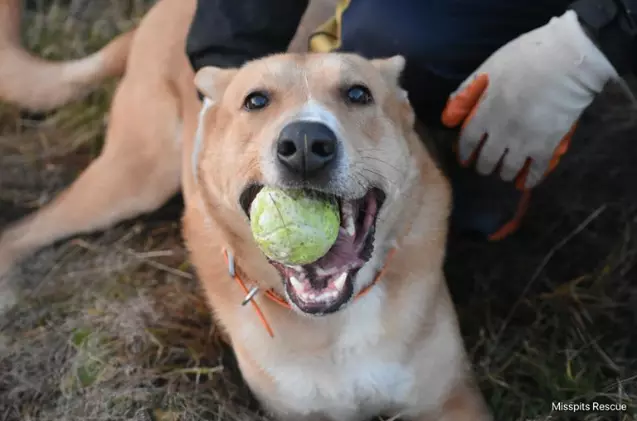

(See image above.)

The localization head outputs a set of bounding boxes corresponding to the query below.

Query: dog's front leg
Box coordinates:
[0,78,182,277]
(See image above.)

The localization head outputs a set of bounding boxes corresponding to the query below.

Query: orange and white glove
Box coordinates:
[442,10,619,189]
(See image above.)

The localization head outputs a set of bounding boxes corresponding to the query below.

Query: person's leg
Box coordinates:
[311,0,573,239]
[185,0,308,72]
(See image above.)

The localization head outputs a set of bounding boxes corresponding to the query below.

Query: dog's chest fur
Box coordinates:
[238,285,420,420]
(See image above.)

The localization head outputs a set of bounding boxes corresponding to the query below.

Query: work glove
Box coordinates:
[441,10,619,189]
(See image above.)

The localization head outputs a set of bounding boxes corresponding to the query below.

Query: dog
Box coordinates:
[0,0,492,419]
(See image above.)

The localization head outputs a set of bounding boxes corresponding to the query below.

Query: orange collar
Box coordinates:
[222,247,396,338]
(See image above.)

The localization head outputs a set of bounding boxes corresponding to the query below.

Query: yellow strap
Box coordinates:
[308,0,351,53]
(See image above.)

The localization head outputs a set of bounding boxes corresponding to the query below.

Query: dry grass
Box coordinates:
[1,2,637,421]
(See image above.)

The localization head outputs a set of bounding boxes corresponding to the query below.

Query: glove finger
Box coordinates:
[483,117,524,180]
[475,140,507,175]
[441,73,489,128]
[454,132,487,168]
[457,97,490,164]
[499,151,528,182]
[455,71,489,97]
[523,157,550,189]
[514,129,552,189]
[522,123,577,189]
[457,126,485,165]
[514,158,533,191]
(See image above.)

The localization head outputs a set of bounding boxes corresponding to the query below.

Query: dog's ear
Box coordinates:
[372,55,410,106]
[371,55,406,85]
[372,55,414,127]
[194,66,238,103]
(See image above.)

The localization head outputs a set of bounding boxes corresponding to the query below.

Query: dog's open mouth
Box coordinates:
[240,186,386,315]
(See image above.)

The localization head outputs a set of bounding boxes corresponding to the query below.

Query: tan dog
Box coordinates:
[0,0,492,420]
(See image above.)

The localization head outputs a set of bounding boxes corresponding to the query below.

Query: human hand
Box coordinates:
[441,10,618,189]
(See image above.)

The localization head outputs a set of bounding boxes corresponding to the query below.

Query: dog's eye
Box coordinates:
[243,91,270,111]
[344,84,373,105]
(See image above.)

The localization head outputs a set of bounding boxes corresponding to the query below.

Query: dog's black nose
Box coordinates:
[276,121,338,177]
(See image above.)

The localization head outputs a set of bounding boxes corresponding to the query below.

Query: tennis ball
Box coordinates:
[249,187,340,265]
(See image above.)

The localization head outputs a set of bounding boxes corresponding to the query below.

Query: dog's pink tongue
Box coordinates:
[313,227,361,271]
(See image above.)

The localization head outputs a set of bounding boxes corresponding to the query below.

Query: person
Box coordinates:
[185,0,637,241]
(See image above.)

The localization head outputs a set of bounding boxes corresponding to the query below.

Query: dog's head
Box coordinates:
[193,53,444,316]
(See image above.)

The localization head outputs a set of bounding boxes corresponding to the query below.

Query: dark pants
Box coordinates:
[186,0,574,238]
[335,0,572,126]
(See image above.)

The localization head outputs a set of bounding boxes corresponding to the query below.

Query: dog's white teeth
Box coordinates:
[289,276,304,292]
[341,201,356,237]
[333,272,347,291]
[345,219,355,237]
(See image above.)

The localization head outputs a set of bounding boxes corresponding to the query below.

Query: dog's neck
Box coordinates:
[222,245,398,337]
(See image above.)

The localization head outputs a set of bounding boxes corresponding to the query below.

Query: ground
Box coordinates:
[0,2,636,421]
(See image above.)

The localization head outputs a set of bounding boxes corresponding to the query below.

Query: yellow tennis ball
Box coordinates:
[249,187,340,265]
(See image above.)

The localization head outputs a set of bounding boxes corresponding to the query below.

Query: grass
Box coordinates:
[1,2,636,420]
